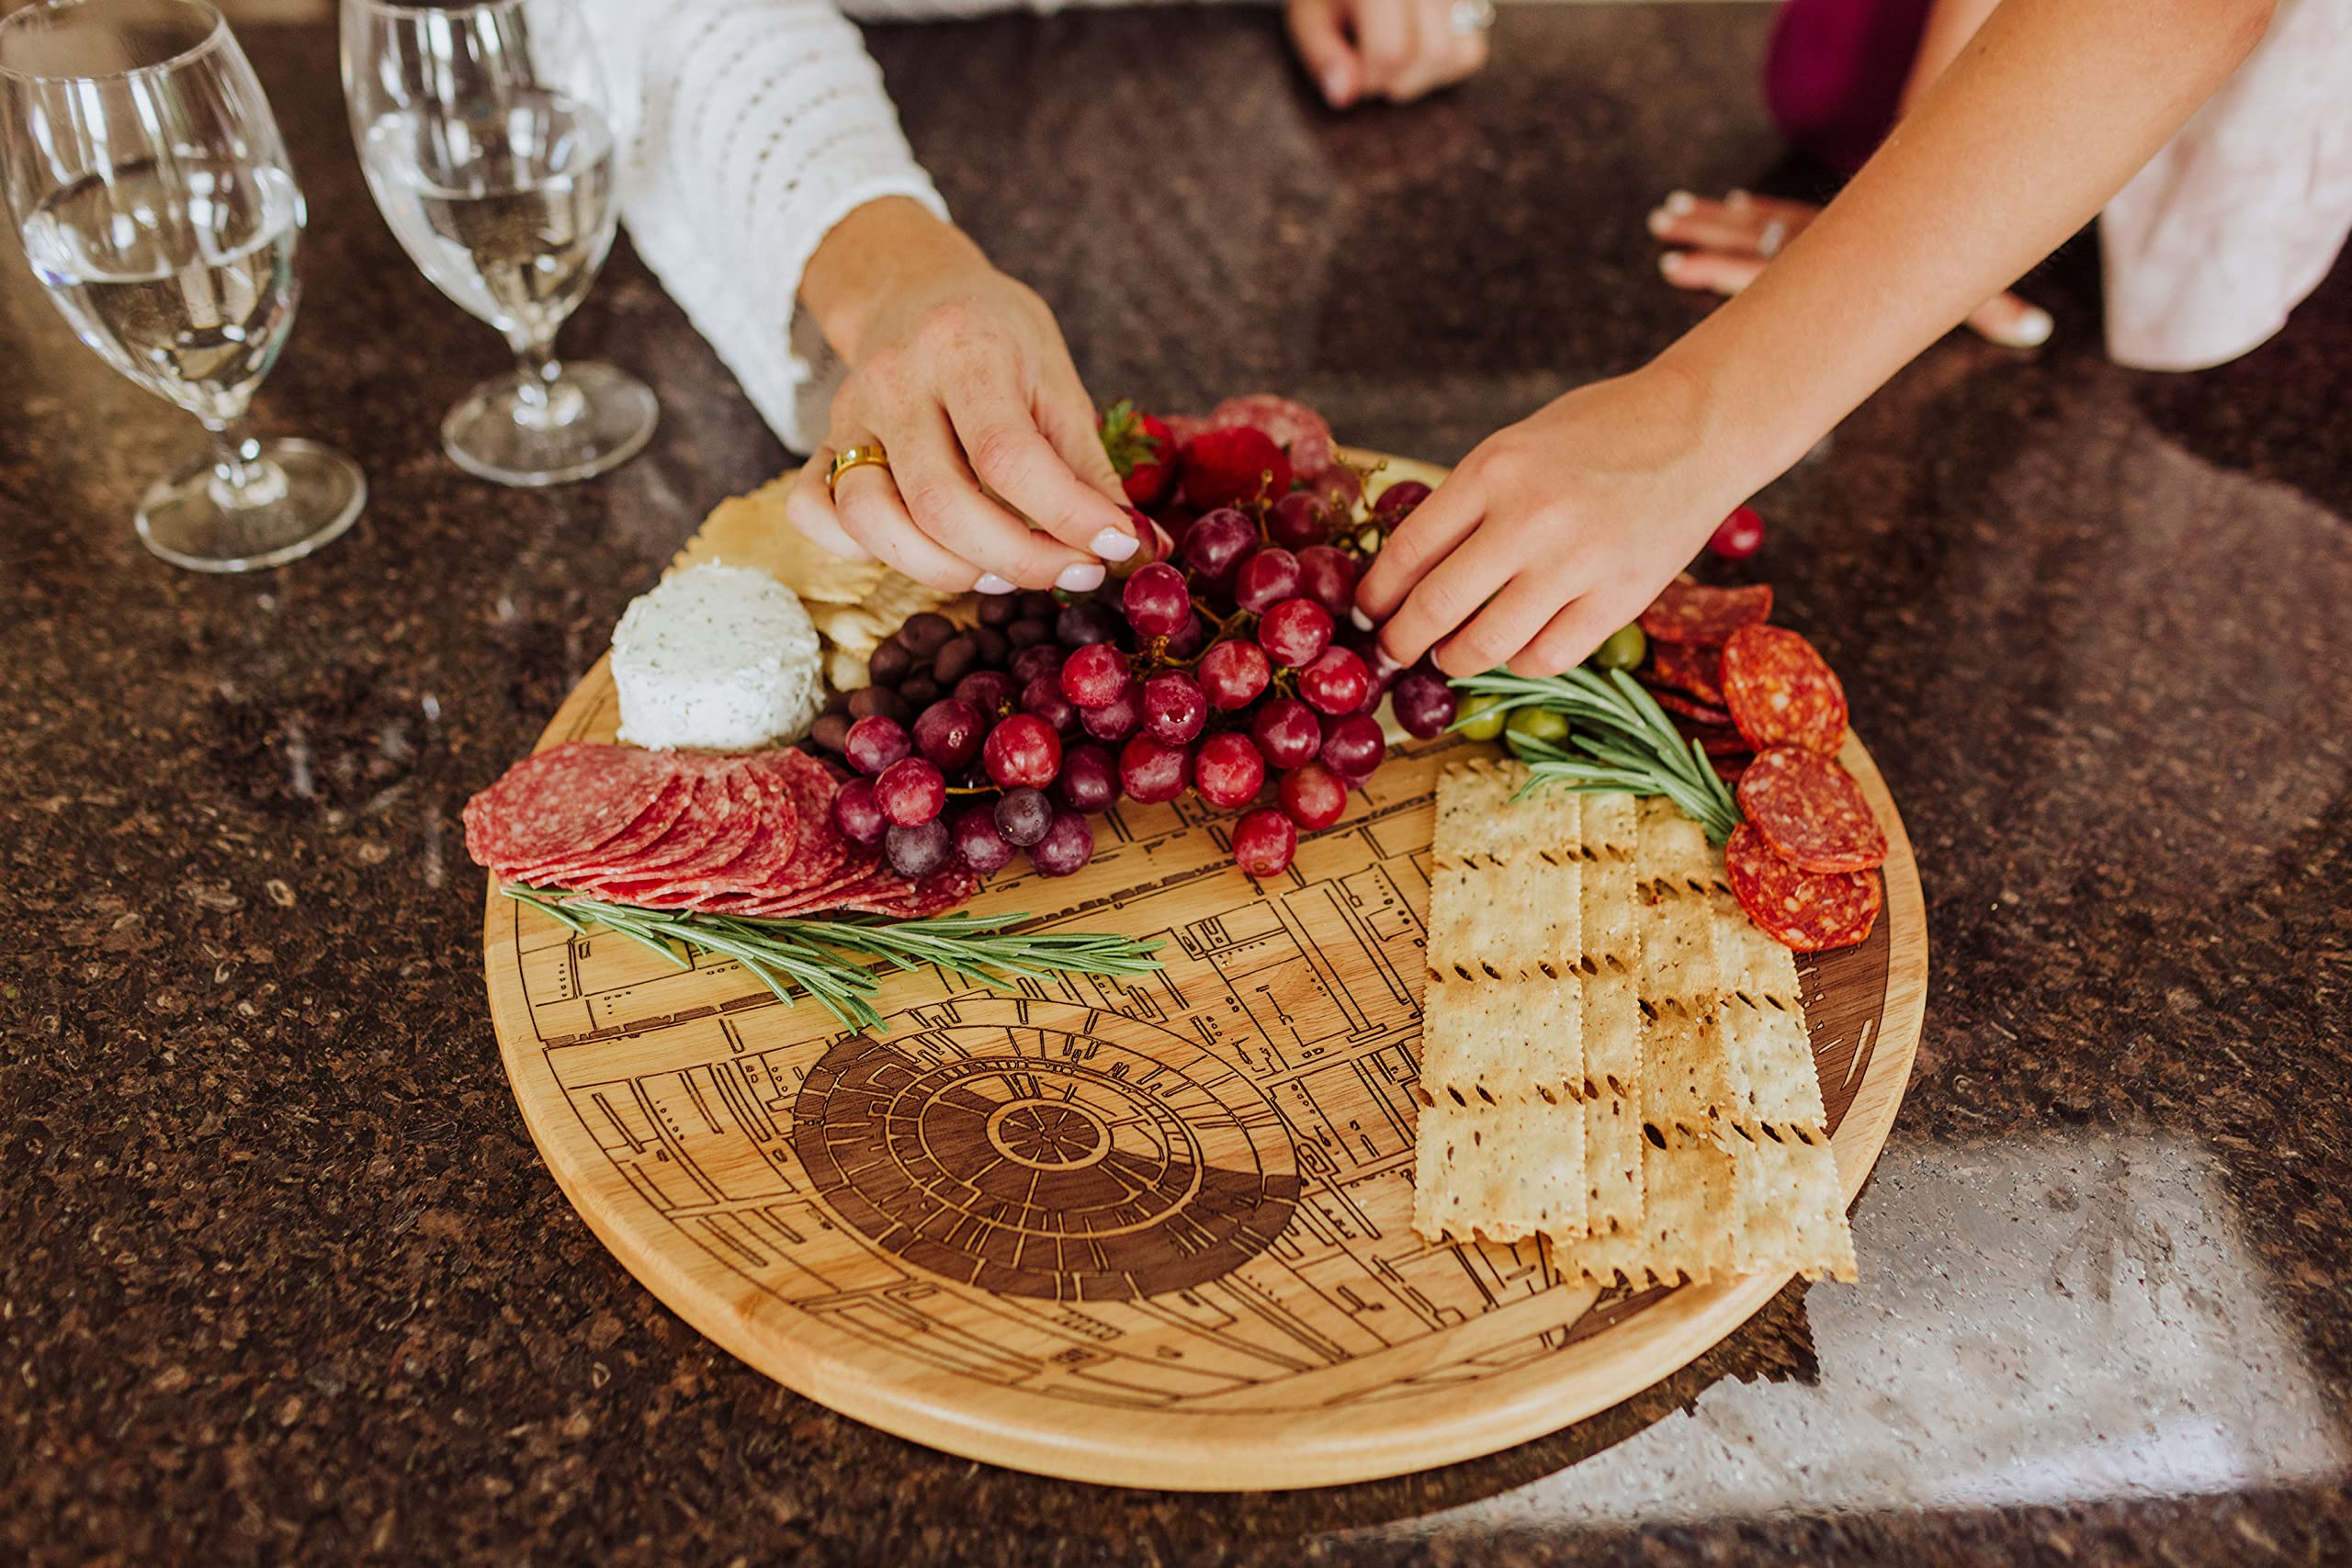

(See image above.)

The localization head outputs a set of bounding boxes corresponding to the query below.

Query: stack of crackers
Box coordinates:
[1412,759,1856,1286]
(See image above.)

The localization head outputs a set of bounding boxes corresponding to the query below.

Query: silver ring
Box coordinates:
[1449,0,1495,34]
[1757,217,1789,259]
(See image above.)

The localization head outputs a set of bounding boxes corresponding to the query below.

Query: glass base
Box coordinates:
[136,439,367,573]
[442,360,658,487]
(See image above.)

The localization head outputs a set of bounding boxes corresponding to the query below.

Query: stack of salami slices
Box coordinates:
[1637,582,1887,953]
[461,742,975,920]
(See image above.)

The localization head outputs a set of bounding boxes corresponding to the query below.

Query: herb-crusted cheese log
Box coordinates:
[612,561,824,750]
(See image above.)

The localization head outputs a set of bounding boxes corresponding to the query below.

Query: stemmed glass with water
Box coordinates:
[343,0,656,486]
[0,0,366,572]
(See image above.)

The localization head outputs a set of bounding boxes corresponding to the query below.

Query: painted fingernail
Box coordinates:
[2008,306,2053,347]
[1369,647,1407,682]
[1725,188,1752,209]
[1090,526,1140,562]
[975,572,1018,595]
[1646,208,1675,236]
[1322,65,1350,105]
[1057,561,1107,592]
[1350,606,1375,633]
[1664,190,1695,214]
[1659,252,1688,279]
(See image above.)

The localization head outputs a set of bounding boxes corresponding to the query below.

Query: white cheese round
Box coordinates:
[611,560,824,750]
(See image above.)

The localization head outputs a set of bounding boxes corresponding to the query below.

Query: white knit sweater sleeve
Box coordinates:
[580,0,952,454]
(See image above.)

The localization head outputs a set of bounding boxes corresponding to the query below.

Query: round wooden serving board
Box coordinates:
[481,451,1928,1490]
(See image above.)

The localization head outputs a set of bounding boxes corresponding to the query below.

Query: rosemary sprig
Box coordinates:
[1447,666,1744,844]
[503,887,1163,1036]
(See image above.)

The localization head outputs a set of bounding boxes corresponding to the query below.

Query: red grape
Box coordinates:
[933,635,979,684]
[1060,641,1130,707]
[1079,681,1142,742]
[977,594,1020,628]
[1234,547,1301,613]
[1119,734,1192,804]
[969,625,1012,668]
[952,669,1016,716]
[1374,479,1430,516]
[1011,643,1064,686]
[950,803,1014,874]
[847,686,910,725]
[1006,618,1051,649]
[984,712,1062,789]
[1182,507,1258,580]
[1297,647,1370,715]
[912,698,984,773]
[866,639,913,686]
[1056,743,1121,814]
[1028,809,1095,876]
[1391,669,1458,739]
[993,785,1054,847]
[897,612,955,656]
[1021,673,1079,736]
[1018,589,1059,620]
[1319,712,1385,779]
[1056,599,1123,649]
[810,712,850,753]
[1142,671,1208,745]
[1258,597,1334,668]
[1195,731,1267,808]
[1295,545,1358,618]
[1230,807,1296,877]
[1122,561,1191,637]
[1280,761,1348,830]
[1709,504,1765,560]
[1267,491,1327,550]
[1163,612,1210,661]
[1250,696,1323,770]
[831,777,888,846]
[1197,638,1272,708]
[899,674,941,708]
[843,714,910,775]
[875,756,946,827]
[886,819,951,877]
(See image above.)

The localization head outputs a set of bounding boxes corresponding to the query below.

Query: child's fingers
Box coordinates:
[1964,291,2054,348]
[1646,191,1814,256]
[1505,594,1621,678]
[1657,248,1767,298]
[1357,471,1484,626]
[1430,571,1565,678]
[1374,527,1516,672]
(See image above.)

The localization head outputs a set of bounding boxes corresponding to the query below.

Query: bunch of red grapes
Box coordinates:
[808,479,1459,882]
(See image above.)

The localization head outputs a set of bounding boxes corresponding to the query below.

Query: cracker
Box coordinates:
[1719,992,1826,1132]
[1729,1131,1856,1281]
[1426,858,1580,981]
[1432,761,1585,863]
[1635,795,1726,896]
[1558,1136,1734,1287]
[1419,975,1583,1108]
[1636,890,1718,1014]
[678,476,894,604]
[1580,834,1640,971]
[1583,792,1639,857]
[1642,1007,1740,1142]
[1412,1096,1589,1244]
[1708,889,1804,1007]
[1579,965,1644,1237]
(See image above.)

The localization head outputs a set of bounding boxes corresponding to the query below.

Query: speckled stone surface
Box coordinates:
[6,8,2351,1565]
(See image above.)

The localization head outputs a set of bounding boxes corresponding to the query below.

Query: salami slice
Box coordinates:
[1643,642,1725,707]
[1679,724,1749,759]
[1651,689,1734,728]
[1209,394,1335,477]
[1736,747,1886,873]
[1726,824,1882,952]
[1721,625,1849,755]
[1711,751,1754,784]
[581,764,775,902]
[492,769,696,886]
[1637,581,1772,647]
[462,743,673,872]
[835,866,979,919]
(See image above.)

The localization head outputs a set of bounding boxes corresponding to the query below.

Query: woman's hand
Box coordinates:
[1649,188,2053,348]
[1285,0,1489,108]
[786,199,1140,596]
[1356,364,1749,678]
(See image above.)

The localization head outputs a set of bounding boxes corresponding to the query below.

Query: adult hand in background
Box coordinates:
[1285,0,1490,109]
[786,199,1140,596]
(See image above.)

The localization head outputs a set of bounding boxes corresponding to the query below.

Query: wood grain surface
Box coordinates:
[480,452,1928,1489]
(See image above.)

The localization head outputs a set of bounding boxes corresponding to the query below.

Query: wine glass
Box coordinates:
[342,0,657,487]
[0,0,366,573]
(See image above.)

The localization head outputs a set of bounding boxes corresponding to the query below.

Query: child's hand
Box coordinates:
[1355,365,1747,677]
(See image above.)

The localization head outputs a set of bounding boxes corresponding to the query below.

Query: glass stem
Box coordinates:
[510,334,582,431]
[199,413,287,510]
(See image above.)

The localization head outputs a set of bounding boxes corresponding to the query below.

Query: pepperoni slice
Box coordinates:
[1725,824,1882,952]
[1638,581,1772,646]
[1721,624,1848,755]
[1643,641,1725,707]
[1736,747,1887,873]
[1711,751,1754,784]
[1650,689,1734,728]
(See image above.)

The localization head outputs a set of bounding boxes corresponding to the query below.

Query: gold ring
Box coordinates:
[826,444,891,500]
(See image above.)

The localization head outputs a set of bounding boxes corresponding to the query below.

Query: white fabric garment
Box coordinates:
[2099,0,2352,371]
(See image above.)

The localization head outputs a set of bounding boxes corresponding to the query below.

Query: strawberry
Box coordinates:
[1099,399,1176,506]
[1179,426,1291,510]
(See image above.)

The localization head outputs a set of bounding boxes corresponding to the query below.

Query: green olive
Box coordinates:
[1455,693,1507,741]
[1591,623,1647,671]
[1505,707,1572,753]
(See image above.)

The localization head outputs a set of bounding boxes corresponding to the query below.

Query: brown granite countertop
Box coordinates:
[6,7,2351,1565]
